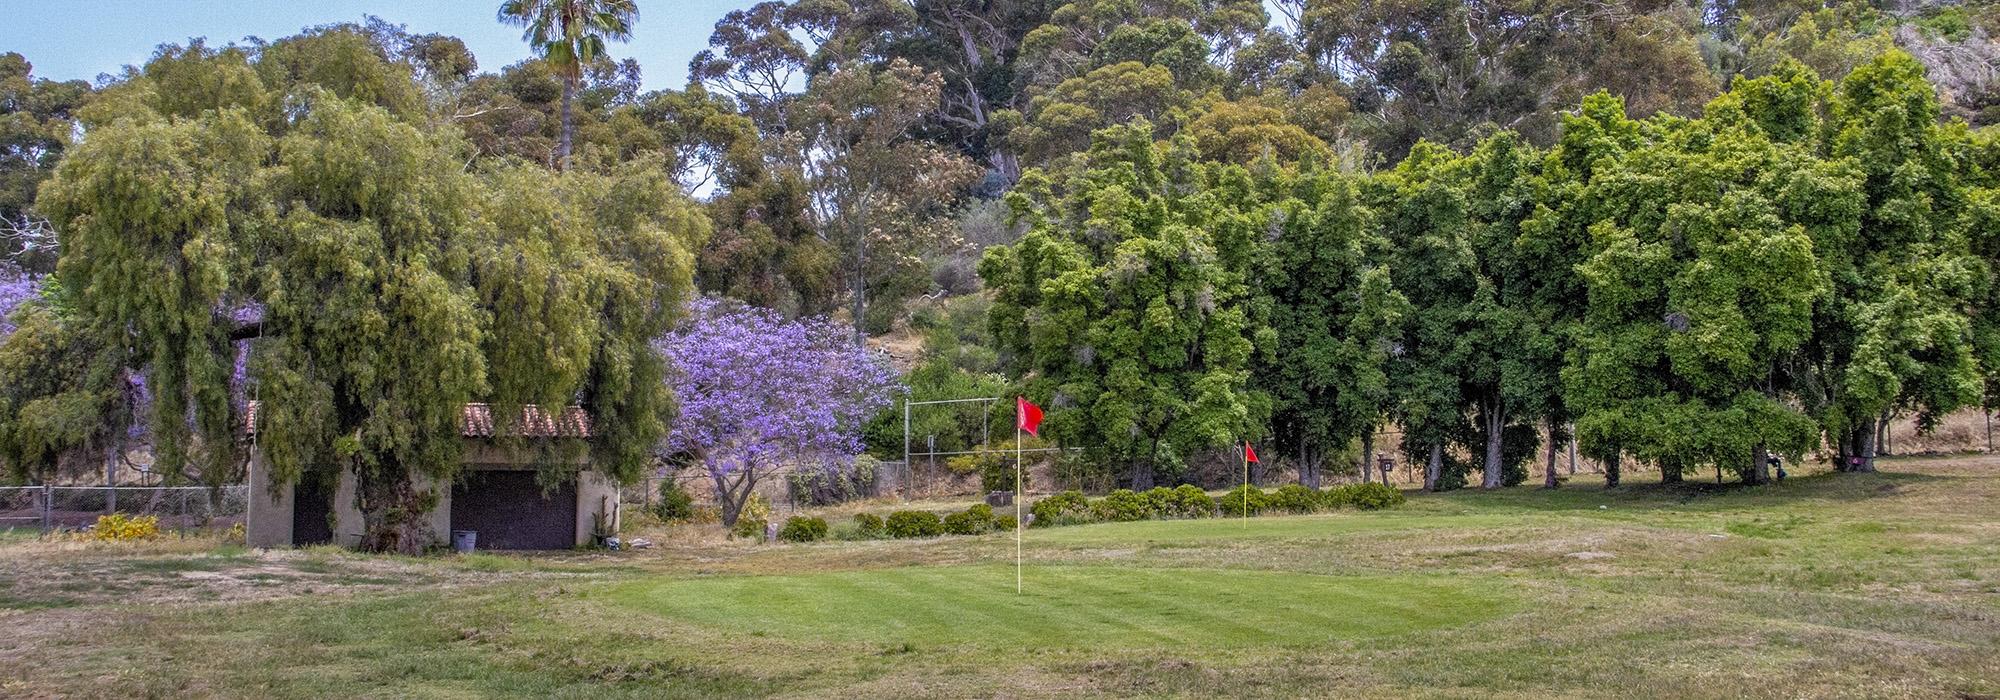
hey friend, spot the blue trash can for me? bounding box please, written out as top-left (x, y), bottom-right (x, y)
top-left (451, 530), bottom-right (477, 553)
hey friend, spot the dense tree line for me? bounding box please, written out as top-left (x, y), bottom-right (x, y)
top-left (2, 0), bottom-right (1999, 533)
top-left (985, 50), bottom-right (2000, 490)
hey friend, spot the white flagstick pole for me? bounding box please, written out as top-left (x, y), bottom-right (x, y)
top-left (1016, 421), bottom-right (1024, 595)
top-left (1242, 443), bottom-right (1249, 527)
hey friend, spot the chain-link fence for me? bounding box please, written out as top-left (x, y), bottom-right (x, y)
top-left (0, 485), bottom-right (248, 536)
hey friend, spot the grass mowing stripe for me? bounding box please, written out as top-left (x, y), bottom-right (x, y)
top-left (603, 565), bottom-right (1517, 651)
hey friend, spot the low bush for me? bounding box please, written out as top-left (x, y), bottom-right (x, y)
top-left (1141, 487), bottom-right (1177, 515)
top-left (853, 512), bottom-right (886, 538)
top-left (1217, 484), bottom-right (1272, 517)
top-left (1092, 488), bottom-right (1152, 522)
top-left (1029, 490), bottom-right (1092, 527)
top-left (943, 504), bottom-right (998, 535)
top-left (994, 515), bottom-right (1018, 531)
top-left (942, 510), bottom-right (986, 535)
top-left (92, 513), bottom-right (160, 541)
top-left (778, 516), bottom-right (829, 542)
top-left (1343, 482), bottom-right (1407, 510)
top-left (1171, 484), bottom-right (1215, 518)
top-left (730, 517), bottom-right (767, 540)
top-left (886, 510), bottom-right (944, 538)
top-left (1273, 484), bottom-right (1320, 513)
top-left (654, 479), bottom-right (694, 521)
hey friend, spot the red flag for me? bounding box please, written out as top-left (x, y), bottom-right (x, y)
top-left (1245, 442), bottom-right (1259, 463)
top-left (1016, 397), bottom-right (1043, 436)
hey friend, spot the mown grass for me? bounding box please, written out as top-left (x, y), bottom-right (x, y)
top-left (2, 455), bottom-right (1998, 698)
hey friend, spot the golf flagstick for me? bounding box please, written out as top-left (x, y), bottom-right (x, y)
top-left (1242, 441), bottom-right (1259, 527)
top-left (1014, 397), bottom-right (1041, 595)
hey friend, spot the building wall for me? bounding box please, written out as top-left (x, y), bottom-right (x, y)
top-left (244, 452), bottom-right (293, 549)
top-left (245, 438), bottom-right (613, 550)
top-left (576, 469), bottom-right (620, 546)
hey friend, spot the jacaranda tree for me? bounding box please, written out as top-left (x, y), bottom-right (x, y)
top-left (660, 297), bottom-right (900, 527)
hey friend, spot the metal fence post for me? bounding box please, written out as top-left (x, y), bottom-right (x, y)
top-left (41, 483), bottom-right (52, 536)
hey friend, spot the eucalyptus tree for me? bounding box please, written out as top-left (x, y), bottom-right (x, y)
top-left (0, 54), bottom-right (89, 273)
top-left (795, 59), bottom-right (979, 340)
top-left (34, 39), bottom-right (701, 553)
top-left (498, 0), bottom-right (638, 168)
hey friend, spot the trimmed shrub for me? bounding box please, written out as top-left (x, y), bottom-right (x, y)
top-left (1345, 482), bottom-right (1407, 510)
top-left (778, 516), bottom-right (829, 542)
top-left (654, 479), bottom-right (694, 521)
top-left (1142, 486), bottom-right (1177, 515)
top-left (1029, 490), bottom-right (1091, 527)
top-left (942, 510), bottom-right (985, 535)
top-left (1171, 484), bottom-right (1215, 518)
top-left (943, 504), bottom-right (997, 535)
top-left (1092, 488), bottom-right (1152, 522)
top-left (994, 515), bottom-right (1018, 531)
top-left (1217, 484), bottom-right (1272, 517)
top-left (886, 510), bottom-right (944, 538)
top-left (1273, 484), bottom-right (1320, 513)
top-left (852, 512), bottom-right (886, 538)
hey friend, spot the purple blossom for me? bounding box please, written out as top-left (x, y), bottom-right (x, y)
top-left (660, 297), bottom-right (902, 485)
top-left (0, 265), bottom-right (39, 338)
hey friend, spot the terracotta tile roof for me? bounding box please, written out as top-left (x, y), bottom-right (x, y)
top-left (245, 402), bottom-right (591, 438)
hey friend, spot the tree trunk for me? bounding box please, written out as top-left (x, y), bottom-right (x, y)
top-left (1660, 458), bottom-right (1682, 484)
top-left (849, 226), bottom-right (868, 345)
top-left (1299, 436), bottom-right (1321, 489)
top-left (712, 467), bottom-right (760, 527)
top-left (558, 78), bottom-right (575, 170)
top-left (1481, 400), bottom-right (1504, 489)
top-left (1853, 417), bottom-right (1879, 472)
top-left (1567, 430), bottom-right (1578, 475)
top-left (1425, 442), bottom-right (1443, 492)
top-left (1130, 460), bottom-right (1155, 490)
top-left (1835, 427), bottom-right (1854, 471)
top-left (1542, 418), bottom-right (1559, 489)
top-left (356, 468), bottom-right (435, 555)
top-left (1875, 412), bottom-right (1891, 457)
top-left (1604, 451), bottom-right (1620, 489)
top-left (1749, 443), bottom-right (1769, 485)
top-left (1361, 430), bottom-right (1376, 486)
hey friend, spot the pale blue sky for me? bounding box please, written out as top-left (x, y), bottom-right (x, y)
top-left (0, 0), bottom-right (750, 90)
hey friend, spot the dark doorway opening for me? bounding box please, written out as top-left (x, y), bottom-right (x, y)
top-left (292, 474), bottom-right (335, 546)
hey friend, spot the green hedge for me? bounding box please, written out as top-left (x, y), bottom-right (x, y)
top-left (1272, 484), bottom-right (1320, 513)
top-left (852, 512), bottom-right (886, 538)
top-left (1029, 490), bottom-right (1091, 527)
top-left (778, 516), bottom-right (829, 542)
top-left (943, 504), bottom-right (998, 535)
top-left (1218, 484), bottom-right (1273, 517)
top-left (1331, 482), bottom-right (1407, 510)
top-left (786, 481), bottom-right (1403, 545)
top-left (886, 510), bottom-right (944, 538)
top-left (1092, 489), bottom-right (1152, 521)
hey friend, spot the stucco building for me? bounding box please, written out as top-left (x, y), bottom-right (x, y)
top-left (245, 403), bottom-right (620, 550)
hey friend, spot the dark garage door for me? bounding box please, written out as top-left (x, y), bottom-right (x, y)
top-left (450, 471), bottom-right (577, 550)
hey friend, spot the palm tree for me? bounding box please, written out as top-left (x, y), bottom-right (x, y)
top-left (497, 0), bottom-right (638, 169)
